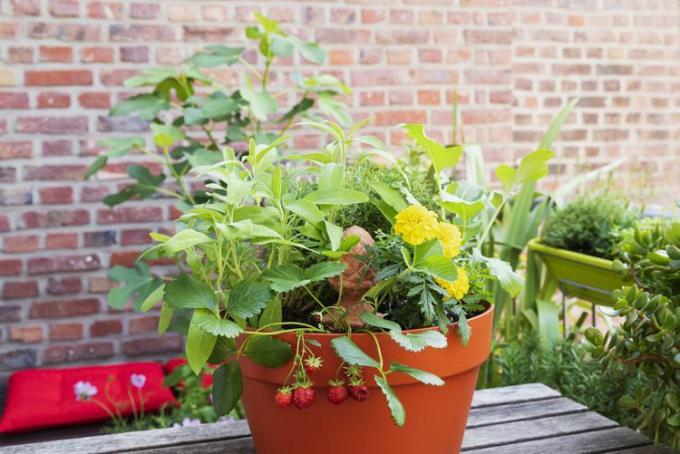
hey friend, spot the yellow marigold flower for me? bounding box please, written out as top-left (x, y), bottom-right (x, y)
top-left (437, 222), bottom-right (462, 258)
top-left (394, 205), bottom-right (439, 246)
top-left (435, 267), bottom-right (469, 300)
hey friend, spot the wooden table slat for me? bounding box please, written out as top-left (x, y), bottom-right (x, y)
top-left (470, 383), bottom-right (560, 408)
top-left (461, 411), bottom-right (618, 450)
top-left (467, 396), bottom-right (586, 428)
top-left (466, 426), bottom-right (656, 454)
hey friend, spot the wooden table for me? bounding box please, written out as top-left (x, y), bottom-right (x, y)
top-left (4, 383), bottom-right (671, 453)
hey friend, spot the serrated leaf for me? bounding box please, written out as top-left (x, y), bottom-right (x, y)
top-left (331, 336), bottom-right (379, 368)
top-left (388, 362), bottom-right (444, 386)
top-left (212, 362), bottom-right (242, 416)
top-left (164, 273), bottom-right (217, 311)
top-left (375, 376), bottom-right (405, 427)
top-left (262, 265), bottom-right (307, 292)
top-left (392, 330), bottom-right (448, 352)
top-left (186, 317), bottom-right (217, 374)
top-left (192, 310), bottom-right (243, 338)
top-left (243, 336), bottom-right (292, 368)
top-left (228, 280), bottom-right (271, 319)
top-left (304, 261), bottom-right (346, 281)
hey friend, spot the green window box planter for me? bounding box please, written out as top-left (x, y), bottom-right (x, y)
top-left (527, 238), bottom-right (625, 306)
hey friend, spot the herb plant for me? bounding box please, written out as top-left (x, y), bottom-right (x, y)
top-left (540, 192), bottom-right (636, 258)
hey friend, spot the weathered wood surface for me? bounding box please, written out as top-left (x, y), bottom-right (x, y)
top-left (3, 383), bottom-right (670, 453)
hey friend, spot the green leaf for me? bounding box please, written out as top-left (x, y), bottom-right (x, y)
top-left (163, 229), bottom-right (212, 255)
top-left (388, 362), bottom-right (444, 386)
top-left (393, 330), bottom-right (448, 352)
top-left (208, 337), bottom-right (236, 364)
top-left (110, 94), bottom-right (169, 121)
top-left (258, 297), bottom-right (282, 328)
top-left (331, 336), bottom-right (379, 368)
top-left (190, 45), bottom-right (244, 67)
top-left (288, 35), bottom-right (326, 64)
top-left (140, 283), bottom-right (165, 312)
top-left (102, 165), bottom-right (166, 207)
top-left (324, 221), bottom-right (343, 251)
top-left (286, 199), bottom-right (324, 224)
top-left (482, 256), bottom-right (523, 297)
top-left (375, 376), bottom-right (405, 427)
top-left (212, 362), bottom-right (242, 416)
top-left (539, 97), bottom-right (578, 150)
top-left (240, 80), bottom-right (277, 121)
top-left (496, 149), bottom-right (554, 193)
top-left (417, 256), bottom-right (458, 281)
top-left (304, 261), bottom-right (346, 281)
top-left (186, 317), bottom-right (217, 374)
top-left (107, 263), bottom-right (163, 311)
top-left (403, 124), bottom-right (462, 174)
top-left (228, 280), bottom-right (272, 319)
top-left (243, 336), bottom-right (292, 368)
top-left (151, 123), bottom-right (184, 148)
top-left (278, 97), bottom-right (313, 123)
top-left (164, 273), bottom-right (217, 311)
top-left (371, 181), bottom-right (407, 212)
top-left (305, 189), bottom-right (369, 206)
top-left (192, 309), bottom-right (243, 338)
top-left (158, 303), bottom-right (173, 335)
top-left (85, 137), bottom-right (145, 180)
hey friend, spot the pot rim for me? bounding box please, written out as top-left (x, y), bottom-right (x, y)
top-left (244, 301), bottom-right (494, 338)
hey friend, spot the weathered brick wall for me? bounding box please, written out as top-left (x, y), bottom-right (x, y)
top-left (0, 0), bottom-right (678, 375)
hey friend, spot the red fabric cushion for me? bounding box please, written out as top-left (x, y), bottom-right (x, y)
top-left (0, 362), bottom-right (175, 433)
top-left (164, 358), bottom-right (213, 388)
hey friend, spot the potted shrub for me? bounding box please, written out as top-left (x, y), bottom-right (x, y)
top-left (528, 192), bottom-right (636, 305)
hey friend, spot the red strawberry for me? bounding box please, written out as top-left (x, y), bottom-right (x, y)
top-left (274, 387), bottom-right (293, 408)
top-left (303, 356), bottom-right (323, 376)
top-left (327, 381), bottom-right (348, 405)
top-left (348, 384), bottom-right (369, 402)
top-left (293, 386), bottom-right (316, 410)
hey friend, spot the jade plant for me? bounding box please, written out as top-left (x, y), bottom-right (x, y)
top-left (586, 219), bottom-right (680, 448)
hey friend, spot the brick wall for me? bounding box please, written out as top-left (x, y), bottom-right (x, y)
top-left (0, 0), bottom-right (678, 376)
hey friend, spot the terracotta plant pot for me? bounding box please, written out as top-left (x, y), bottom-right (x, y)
top-left (239, 304), bottom-right (493, 454)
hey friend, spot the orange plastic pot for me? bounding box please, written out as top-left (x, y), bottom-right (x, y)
top-left (239, 304), bottom-right (493, 454)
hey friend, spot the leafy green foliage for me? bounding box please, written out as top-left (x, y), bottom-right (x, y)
top-left (375, 376), bottom-right (406, 427)
top-left (242, 336), bottom-right (293, 368)
top-left (585, 219), bottom-right (680, 449)
top-left (107, 262), bottom-right (163, 311)
top-left (331, 336), bottom-right (380, 368)
top-left (540, 192), bottom-right (636, 258)
top-left (212, 362), bottom-right (243, 416)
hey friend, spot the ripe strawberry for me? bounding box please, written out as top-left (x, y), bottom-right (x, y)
top-left (275, 387), bottom-right (293, 408)
top-left (348, 384), bottom-right (369, 402)
top-left (303, 356), bottom-right (323, 376)
top-left (327, 380), bottom-right (348, 405)
top-left (293, 386), bottom-right (316, 410)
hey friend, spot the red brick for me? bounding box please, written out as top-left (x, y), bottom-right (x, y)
top-left (0, 22), bottom-right (19, 38)
top-left (25, 164), bottom-right (85, 181)
top-left (37, 92), bottom-right (71, 109)
top-left (109, 251), bottom-right (142, 267)
top-left (12, 0), bottom-right (41, 15)
top-left (464, 30), bottom-right (513, 45)
top-left (3, 280), bottom-right (39, 299)
top-left (121, 229), bottom-right (152, 245)
top-left (130, 3), bottom-right (159, 19)
top-left (39, 46), bottom-right (73, 63)
top-left (375, 110), bottom-right (427, 126)
top-left (43, 342), bottom-right (114, 364)
top-left (8, 47), bottom-right (33, 64)
top-left (0, 259), bottom-right (22, 276)
top-left (28, 254), bottom-right (100, 275)
top-left (0, 167), bottom-right (17, 183)
top-left (0, 93), bottom-right (29, 109)
top-left (25, 70), bottom-right (92, 86)
top-left (128, 316), bottom-right (159, 335)
top-left (90, 319), bottom-right (122, 337)
top-left (30, 298), bottom-right (100, 319)
top-left (49, 322), bottom-right (83, 341)
top-left (0, 141), bottom-right (32, 159)
top-left (81, 47), bottom-right (114, 63)
top-left (46, 232), bottom-right (78, 249)
top-left (120, 46), bottom-right (149, 63)
top-left (28, 23), bottom-right (100, 41)
top-left (78, 92), bottom-right (110, 109)
top-left (47, 276), bottom-right (82, 295)
top-left (16, 117), bottom-right (88, 134)
top-left (42, 140), bottom-right (72, 156)
top-left (100, 69), bottom-right (139, 86)
top-left (87, 2), bottom-right (124, 19)
top-left (39, 186), bottom-right (74, 204)
top-left (48, 0), bottom-right (79, 17)
top-left (3, 235), bottom-right (39, 253)
top-left (122, 335), bottom-right (182, 356)
top-left (376, 30), bottom-right (429, 45)
top-left (97, 206), bottom-right (164, 224)
top-left (10, 326), bottom-right (44, 344)
top-left (418, 90), bottom-right (441, 105)
top-left (110, 24), bottom-right (175, 42)
top-left (0, 214), bottom-right (10, 232)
